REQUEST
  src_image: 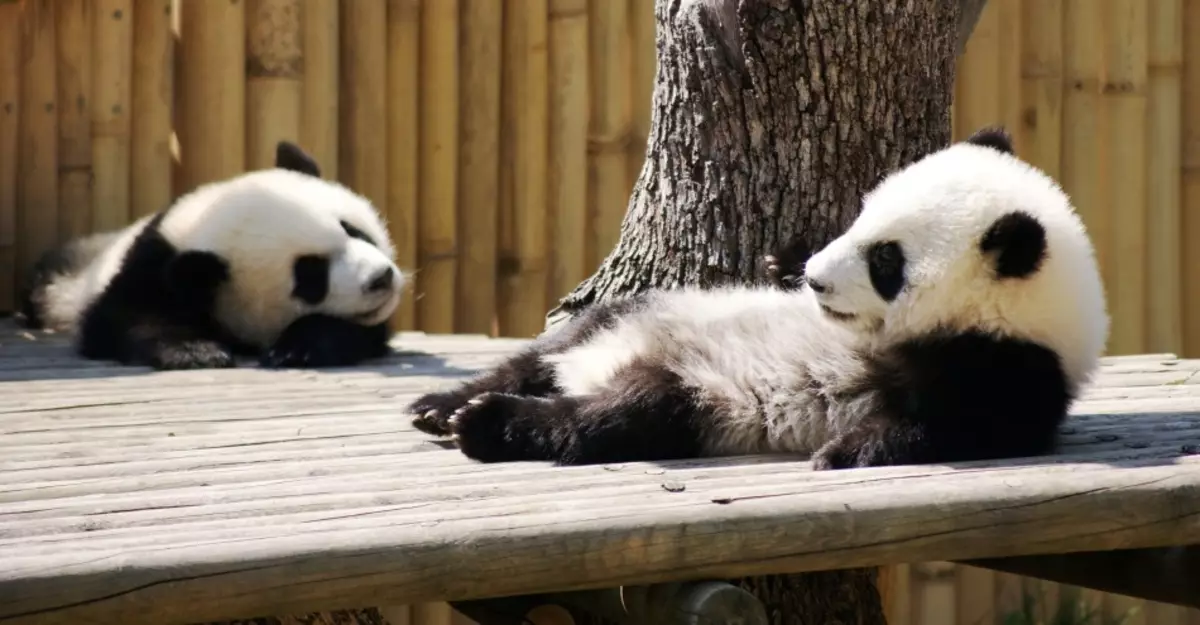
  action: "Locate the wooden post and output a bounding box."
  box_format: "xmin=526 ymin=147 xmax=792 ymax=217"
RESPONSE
xmin=178 ymin=0 xmax=245 ymax=191
xmin=585 ymin=0 xmax=630 ymax=269
xmin=547 ymin=0 xmax=589 ymax=306
xmin=244 ymin=0 xmax=302 ymax=170
xmin=416 ymin=0 xmax=458 ymax=335
xmin=455 ymin=0 xmax=502 ymax=335
xmin=55 ymin=0 xmax=92 ymax=240
xmin=1146 ymin=0 xmax=1183 ymax=355
xmin=0 ymin=1 xmax=20 ymax=313
xmin=17 ymin=0 xmax=59 ymax=290
xmin=91 ymin=0 xmax=133 ymax=232
xmin=131 ymin=0 xmax=175 ymax=219
xmin=1183 ymin=0 xmax=1200 ymax=357
xmin=385 ymin=0 xmax=419 ymax=331
xmin=497 ymin=0 xmax=548 ymax=338
xmin=1103 ymin=0 xmax=1148 ymax=356
xmin=301 ymin=0 xmax=338 ymax=180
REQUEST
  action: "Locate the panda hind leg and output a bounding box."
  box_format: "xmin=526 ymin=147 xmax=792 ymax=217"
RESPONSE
xmin=261 ymin=313 xmax=392 ymax=369
xmin=81 ymin=315 xmax=237 ymax=370
xmin=408 ymin=295 xmax=652 ymax=437
xmin=447 ymin=359 xmax=710 ymax=465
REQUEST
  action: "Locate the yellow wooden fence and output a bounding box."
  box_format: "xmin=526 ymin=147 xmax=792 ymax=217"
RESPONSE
xmin=1 ymin=0 xmax=1199 ymax=622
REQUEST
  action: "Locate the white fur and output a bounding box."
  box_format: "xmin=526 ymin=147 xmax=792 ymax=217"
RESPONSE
xmin=39 ymin=167 xmax=406 ymax=348
xmin=804 ymin=141 xmax=1109 ymax=392
xmin=546 ymin=140 xmax=1109 ymax=456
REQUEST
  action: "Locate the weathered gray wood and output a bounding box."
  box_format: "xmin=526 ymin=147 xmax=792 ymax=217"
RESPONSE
xmin=0 ymin=322 xmax=1199 ymax=624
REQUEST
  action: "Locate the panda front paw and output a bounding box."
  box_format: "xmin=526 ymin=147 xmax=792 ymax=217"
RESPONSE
xmin=151 ymin=341 xmax=237 ymax=370
xmin=763 ymin=238 xmax=812 ymax=291
xmin=408 ymin=390 xmax=475 ymax=436
xmin=447 ymin=392 xmax=534 ymax=463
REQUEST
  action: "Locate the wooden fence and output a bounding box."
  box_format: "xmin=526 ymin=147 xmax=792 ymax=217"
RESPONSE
xmin=2 ymin=0 xmax=1200 ymax=623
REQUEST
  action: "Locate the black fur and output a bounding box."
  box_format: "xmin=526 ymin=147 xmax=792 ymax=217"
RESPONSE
xmin=261 ymin=314 xmax=391 ymax=368
xmin=812 ymin=329 xmax=1070 ymax=469
xmin=74 ymin=214 xmax=246 ymax=370
xmin=292 ymin=255 xmax=332 ymax=305
xmin=341 ymin=220 xmax=377 ymax=246
xmin=763 ymin=237 xmax=812 ymax=290
xmin=965 ymin=126 xmax=1015 ymax=155
xmin=276 ymin=140 xmax=323 ymax=177
xmin=981 ymin=211 xmax=1047 ymax=279
xmin=866 ymin=240 xmax=905 ymax=301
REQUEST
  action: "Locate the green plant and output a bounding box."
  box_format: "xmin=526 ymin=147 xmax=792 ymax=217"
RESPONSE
xmin=996 ymin=587 xmax=1138 ymax=625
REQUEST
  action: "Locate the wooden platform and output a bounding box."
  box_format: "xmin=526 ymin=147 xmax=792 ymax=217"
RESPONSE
xmin=1 ymin=321 xmax=1200 ymax=624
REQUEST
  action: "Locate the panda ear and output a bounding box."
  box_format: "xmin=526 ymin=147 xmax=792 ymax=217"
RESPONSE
xmin=965 ymin=126 xmax=1014 ymax=155
xmin=980 ymin=211 xmax=1046 ymax=279
xmin=275 ymin=141 xmax=322 ymax=178
xmin=165 ymin=251 xmax=230 ymax=308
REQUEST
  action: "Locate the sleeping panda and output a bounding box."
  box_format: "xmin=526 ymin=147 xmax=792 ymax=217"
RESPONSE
xmin=17 ymin=141 xmax=406 ymax=371
xmin=406 ymin=127 xmax=1109 ymax=470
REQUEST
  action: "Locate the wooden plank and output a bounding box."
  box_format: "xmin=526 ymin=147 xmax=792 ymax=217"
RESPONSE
xmin=55 ymin=0 xmax=93 ymax=240
xmin=0 ymin=323 xmax=1198 ymax=622
xmin=16 ymin=0 xmax=60 ymax=289
xmin=547 ymin=0 xmax=590 ymax=308
xmin=586 ymin=0 xmax=630 ymax=268
xmin=300 ymin=0 xmax=339 ymax=181
xmin=177 ymin=0 xmax=244 ymax=191
xmin=91 ymin=0 xmax=134 ymax=232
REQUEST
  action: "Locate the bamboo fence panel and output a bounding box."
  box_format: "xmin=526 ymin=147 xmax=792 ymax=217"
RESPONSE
xmin=55 ymin=0 xmax=91 ymax=240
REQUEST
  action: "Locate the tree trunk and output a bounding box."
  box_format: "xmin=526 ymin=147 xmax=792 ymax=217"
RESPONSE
xmin=546 ymin=0 xmax=967 ymax=623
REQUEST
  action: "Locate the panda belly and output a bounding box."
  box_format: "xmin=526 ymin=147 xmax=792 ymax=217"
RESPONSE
xmin=546 ymin=287 xmax=863 ymax=457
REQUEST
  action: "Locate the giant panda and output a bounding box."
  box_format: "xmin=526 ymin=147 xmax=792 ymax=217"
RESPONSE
xmin=405 ymin=127 xmax=1109 ymax=470
xmin=17 ymin=141 xmax=406 ymax=371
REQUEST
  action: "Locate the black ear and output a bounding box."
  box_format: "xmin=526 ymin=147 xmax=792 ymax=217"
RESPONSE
xmin=275 ymin=141 xmax=322 ymax=178
xmin=965 ymin=126 xmax=1014 ymax=155
xmin=165 ymin=251 xmax=231 ymax=308
xmin=980 ymin=211 xmax=1046 ymax=279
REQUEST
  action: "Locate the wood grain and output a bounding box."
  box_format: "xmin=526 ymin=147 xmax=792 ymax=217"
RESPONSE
xmin=0 ymin=323 xmax=1198 ymax=624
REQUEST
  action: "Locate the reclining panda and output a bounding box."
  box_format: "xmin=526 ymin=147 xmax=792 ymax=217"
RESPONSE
xmin=18 ymin=142 xmax=406 ymax=370
xmin=407 ymin=127 xmax=1109 ymax=470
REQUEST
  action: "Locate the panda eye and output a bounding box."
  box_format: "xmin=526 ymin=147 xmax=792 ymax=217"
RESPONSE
xmin=866 ymin=240 xmax=906 ymax=302
xmin=340 ymin=220 xmax=376 ymax=247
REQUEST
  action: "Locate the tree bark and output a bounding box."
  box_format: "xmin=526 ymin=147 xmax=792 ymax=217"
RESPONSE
xmin=546 ymin=0 xmax=965 ymax=623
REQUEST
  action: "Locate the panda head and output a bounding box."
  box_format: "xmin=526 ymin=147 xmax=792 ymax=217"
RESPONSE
xmin=158 ymin=141 xmax=406 ymax=347
xmin=801 ymin=127 xmax=1109 ymax=388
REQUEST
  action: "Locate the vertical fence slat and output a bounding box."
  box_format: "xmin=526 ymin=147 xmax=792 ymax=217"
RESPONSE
xmin=130 ymin=0 xmax=175 ymax=219
xmin=953 ymin=1 xmax=999 ymax=140
xmin=879 ymin=563 xmax=911 ymax=625
xmin=1146 ymin=0 xmax=1183 ymax=355
xmin=244 ymin=0 xmax=302 ymax=171
xmin=1062 ymin=0 xmax=1109 ymax=350
xmin=386 ymin=0 xmax=419 ymax=331
xmin=338 ymin=0 xmax=388 ymax=268
xmin=301 ymin=0 xmax=339 ymax=181
xmin=455 ymin=0 xmax=501 ymax=335
xmin=417 ymin=0 xmax=459 ymax=334
xmin=1019 ymin=0 xmax=1063 ymax=180
xmin=17 ymin=0 xmax=59 ymax=292
xmin=411 ymin=602 xmax=453 ymax=625
xmin=954 ymin=565 xmax=994 ymax=625
xmin=548 ymin=0 xmax=589 ymax=307
xmin=585 ymin=0 xmax=630 ymax=269
xmin=55 ymin=0 xmax=92 ymax=240
xmin=178 ymin=0 xmax=245 ymax=191
xmin=1182 ymin=0 xmax=1200 ymax=356
xmin=498 ymin=0 xmax=548 ymax=338
xmin=1103 ymin=0 xmax=1148 ymax=356
xmin=997 ymin=0 xmax=1023 ymax=148
xmin=0 ymin=2 xmax=20 ymax=313
xmin=91 ymin=0 xmax=133 ymax=232
xmin=626 ymin=0 xmax=654 ymax=195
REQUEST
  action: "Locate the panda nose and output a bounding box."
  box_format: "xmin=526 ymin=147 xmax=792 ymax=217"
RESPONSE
xmin=805 ymin=276 xmax=831 ymax=294
xmin=365 ymin=267 xmax=395 ymax=293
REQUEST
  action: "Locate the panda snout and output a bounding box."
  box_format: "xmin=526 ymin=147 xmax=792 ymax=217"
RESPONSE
xmin=365 ymin=266 xmax=396 ymax=294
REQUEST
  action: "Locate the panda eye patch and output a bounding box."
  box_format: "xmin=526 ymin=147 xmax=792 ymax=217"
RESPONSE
xmin=340 ymin=220 xmax=377 ymax=247
xmin=866 ymin=240 xmax=905 ymax=302
xmin=292 ymin=254 xmax=331 ymax=305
